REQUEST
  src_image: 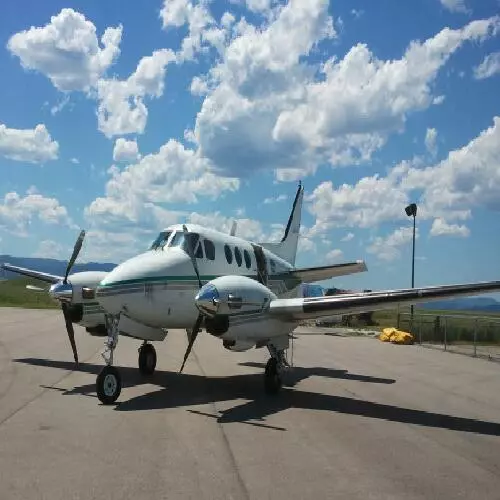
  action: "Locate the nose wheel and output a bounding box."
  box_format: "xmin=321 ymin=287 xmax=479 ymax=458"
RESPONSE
xmin=138 ymin=342 xmax=157 ymax=375
xmin=96 ymin=366 xmax=122 ymax=405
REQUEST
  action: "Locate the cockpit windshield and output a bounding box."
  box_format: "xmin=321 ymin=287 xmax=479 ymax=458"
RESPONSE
xmin=149 ymin=231 xmax=172 ymax=250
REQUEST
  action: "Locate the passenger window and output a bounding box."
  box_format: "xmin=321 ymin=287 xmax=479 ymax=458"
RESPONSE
xmin=204 ymin=239 xmax=215 ymax=260
xmin=243 ymin=249 xmax=251 ymax=269
xmin=224 ymin=244 xmax=233 ymax=264
xmin=234 ymin=246 xmax=242 ymax=266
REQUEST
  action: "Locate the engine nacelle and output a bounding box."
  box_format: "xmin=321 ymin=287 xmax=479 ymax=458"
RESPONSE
xmin=195 ymin=275 xmax=277 ymax=318
xmin=223 ymin=339 xmax=255 ymax=352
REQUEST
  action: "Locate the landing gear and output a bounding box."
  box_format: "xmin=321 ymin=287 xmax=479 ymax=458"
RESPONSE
xmin=96 ymin=365 xmax=122 ymax=405
xmin=97 ymin=313 xmax=121 ymax=405
xmin=138 ymin=342 xmax=156 ymax=375
xmin=264 ymin=344 xmax=290 ymax=394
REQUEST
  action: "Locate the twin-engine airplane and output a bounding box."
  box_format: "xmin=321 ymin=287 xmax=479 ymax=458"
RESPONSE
xmin=3 ymin=182 xmax=500 ymax=406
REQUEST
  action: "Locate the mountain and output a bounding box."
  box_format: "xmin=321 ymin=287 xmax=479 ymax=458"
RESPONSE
xmin=0 ymin=255 xmax=117 ymax=279
xmin=418 ymin=297 xmax=500 ymax=312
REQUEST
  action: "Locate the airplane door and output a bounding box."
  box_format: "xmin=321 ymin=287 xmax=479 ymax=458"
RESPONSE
xmin=251 ymin=244 xmax=268 ymax=286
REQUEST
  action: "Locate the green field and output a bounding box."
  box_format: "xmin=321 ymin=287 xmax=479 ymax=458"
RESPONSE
xmin=0 ymin=277 xmax=59 ymax=309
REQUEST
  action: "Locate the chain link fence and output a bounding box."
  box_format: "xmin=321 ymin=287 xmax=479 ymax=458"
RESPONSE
xmin=396 ymin=311 xmax=500 ymax=362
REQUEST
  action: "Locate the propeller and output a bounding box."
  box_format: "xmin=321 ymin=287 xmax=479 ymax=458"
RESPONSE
xmin=179 ymin=225 xmax=204 ymax=373
xmin=49 ymin=229 xmax=86 ymax=367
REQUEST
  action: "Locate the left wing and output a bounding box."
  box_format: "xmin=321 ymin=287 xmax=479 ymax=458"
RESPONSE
xmin=269 ymin=279 xmax=500 ymax=320
xmin=1 ymin=263 xmax=63 ymax=284
xmin=289 ymin=260 xmax=367 ymax=283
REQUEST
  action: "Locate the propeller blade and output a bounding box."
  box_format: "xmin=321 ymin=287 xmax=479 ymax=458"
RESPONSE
xmin=26 ymin=284 xmax=46 ymax=292
xmin=64 ymin=229 xmax=86 ymax=283
xmin=61 ymin=302 xmax=79 ymax=366
xmin=182 ymin=224 xmax=202 ymax=289
xmin=179 ymin=313 xmax=203 ymax=373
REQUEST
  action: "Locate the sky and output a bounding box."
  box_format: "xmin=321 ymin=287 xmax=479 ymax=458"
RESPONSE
xmin=1 ymin=0 xmax=500 ymax=293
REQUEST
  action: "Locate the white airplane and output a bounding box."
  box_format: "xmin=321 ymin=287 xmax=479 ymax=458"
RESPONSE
xmin=3 ymin=182 xmax=500 ymax=406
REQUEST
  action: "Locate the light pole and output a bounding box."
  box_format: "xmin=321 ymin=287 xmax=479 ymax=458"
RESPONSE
xmin=405 ymin=203 xmax=417 ymax=327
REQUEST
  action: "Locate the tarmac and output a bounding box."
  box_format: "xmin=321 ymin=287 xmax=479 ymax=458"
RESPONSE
xmin=1 ymin=307 xmax=500 ymax=500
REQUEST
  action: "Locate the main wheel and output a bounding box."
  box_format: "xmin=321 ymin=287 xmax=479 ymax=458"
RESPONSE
xmin=138 ymin=343 xmax=157 ymax=375
xmin=264 ymin=357 xmax=282 ymax=394
xmin=96 ymin=366 xmax=122 ymax=405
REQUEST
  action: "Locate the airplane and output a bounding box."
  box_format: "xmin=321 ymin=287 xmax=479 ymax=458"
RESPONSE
xmin=3 ymin=182 xmax=500 ymax=407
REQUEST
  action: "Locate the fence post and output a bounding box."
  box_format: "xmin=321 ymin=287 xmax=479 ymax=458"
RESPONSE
xmin=444 ymin=316 xmax=447 ymax=351
xmin=473 ymin=318 xmax=478 ymax=357
xmin=419 ymin=315 xmax=422 ymax=345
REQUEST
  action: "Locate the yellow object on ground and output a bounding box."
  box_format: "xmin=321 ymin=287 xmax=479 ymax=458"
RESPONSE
xmin=379 ymin=327 xmax=414 ymax=345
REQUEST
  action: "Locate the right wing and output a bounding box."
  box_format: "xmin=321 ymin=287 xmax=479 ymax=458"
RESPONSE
xmin=269 ymin=279 xmax=500 ymax=320
xmin=1 ymin=263 xmax=63 ymax=284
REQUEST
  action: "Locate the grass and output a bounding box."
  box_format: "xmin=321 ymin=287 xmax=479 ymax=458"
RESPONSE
xmin=0 ymin=277 xmax=59 ymax=309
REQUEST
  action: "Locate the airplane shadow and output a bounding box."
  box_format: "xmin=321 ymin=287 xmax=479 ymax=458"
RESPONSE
xmin=14 ymin=357 xmax=500 ymax=437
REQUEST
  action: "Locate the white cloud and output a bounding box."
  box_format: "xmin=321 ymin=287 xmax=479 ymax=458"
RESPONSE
xmin=439 ymin=0 xmax=470 ymax=14
xmin=341 ymin=232 xmax=354 ymax=242
xmin=0 ymin=123 xmax=58 ymax=163
xmin=192 ymin=9 xmax=499 ymax=178
xmin=326 ymin=248 xmax=343 ymax=261
xmin=70 ymin=157 xmax=79 ymax=164
xmin=33 ymin=240 xmax=69 ymax=259
xmin=430 ymin=218 xmax=470 ymax=237
xmin=306 ymin=115 xmax=500 ymax=238
xmin=367 ymin=226 xmax=418 ymax=262
xmin=0 ymin=190 xmax=73 ymax=236
xmin=263 ymin=194 xmax=287 ymax=204
xmin=97 ymin=49 xmax=176 ymax=137
xmin=425 ymin=127 xmax=438 ymax=157
xmin=85 ymin=139 xmax=239 ymax=232
xmin=113 ymin=138 xmax=140 ymax=162
xmin=473 ymin=51 xmax=500 ymax=80
xmin=7 ymin=8 xmax=122 ymax=93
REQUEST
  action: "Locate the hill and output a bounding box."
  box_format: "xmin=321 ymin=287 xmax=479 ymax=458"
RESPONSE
xmin=418 ymin=297 xmax=500 ymax=313
xmin=0 ymin=255 xmax=117 ymax=279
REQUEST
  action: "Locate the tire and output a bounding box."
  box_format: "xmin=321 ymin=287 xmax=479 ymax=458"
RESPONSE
xmin=264 ymin=358 xmax=282 ymax=394
xmin=138 ymin=343 xmax=157 ymax=375
xmin=96 ymin=366 xmax=122 ymax=405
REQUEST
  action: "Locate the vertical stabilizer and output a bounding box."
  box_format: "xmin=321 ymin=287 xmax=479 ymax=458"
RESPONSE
xmin=259 ymin=182 xmax=304 ymax=266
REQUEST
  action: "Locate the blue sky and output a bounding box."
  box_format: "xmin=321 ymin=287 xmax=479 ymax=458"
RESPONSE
xmin=1 ymin=0 xmax=500 ymax=294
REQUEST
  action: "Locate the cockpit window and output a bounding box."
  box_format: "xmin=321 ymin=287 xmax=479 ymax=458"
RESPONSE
xmin=149 ymin=231 xmax=172 ymax=250
xmin=170 ymin=231 xmax=203 ymax=258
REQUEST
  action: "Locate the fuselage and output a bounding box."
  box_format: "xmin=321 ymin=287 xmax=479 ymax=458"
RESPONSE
xmin=95 ymin=224 xmax=301 ymax=330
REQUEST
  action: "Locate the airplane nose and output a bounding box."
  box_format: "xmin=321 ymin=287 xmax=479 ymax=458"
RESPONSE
xmin=49 ymin=282 xmax=73 ymax=302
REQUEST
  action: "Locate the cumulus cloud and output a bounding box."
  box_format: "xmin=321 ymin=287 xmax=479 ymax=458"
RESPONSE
xmin=341 ymin=232 xmax=354 ymax=242
xmin=430 ymin=218 xmax=470 ymax=237
xmin=33 ymin=240 xmax=70 ymax=259
xmin=97 ymin=49 xmax=176 ymax=137
xmin=438 ymin=0 xmax=470 ymax=14
xmin=473 ymin=51 xmax=500 ymax=80
xmin=0 ymin=123 xmax=58 ymax=163
xmin=367 ymin=226 xmax=418 ymax=262
xmin=191 ymin=7 xmax=499 ymax=179
xmin=425 ymin=127 xmax=438 ymax=157
xmin=7 ymin=8 xmax=122 ymax=92
xmin=306 ymin=115 xmax=500 ymax=238
xmin=85 ymin=139 xmax=239 ymax=232
xmin=113 ymin=138 xmax=140 ymax=162
xmin=326 ymin=248 xmax=343 ymax=261
xmin=0 ymin=190 xmax=73 ymax=236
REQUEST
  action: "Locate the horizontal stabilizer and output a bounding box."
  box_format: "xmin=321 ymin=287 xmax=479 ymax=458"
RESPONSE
xmin=291 ymin=261 xmax=367 ymax=283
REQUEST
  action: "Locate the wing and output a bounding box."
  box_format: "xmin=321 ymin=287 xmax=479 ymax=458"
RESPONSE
xmin=290 ymin=260 xmax=367 ymax=283
xmin=269 ymin=279 xmax=500 ymax=320
xmin=1 ymin=263 xmax=63 ymax=284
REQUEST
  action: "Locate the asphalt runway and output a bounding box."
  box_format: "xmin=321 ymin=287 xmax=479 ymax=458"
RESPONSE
xmin=1 ymin=308 xmax=500 ymax=500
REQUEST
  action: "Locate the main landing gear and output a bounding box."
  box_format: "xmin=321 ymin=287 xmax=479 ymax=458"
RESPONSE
xmin=264 ymin=344 xmax=291 ymax=394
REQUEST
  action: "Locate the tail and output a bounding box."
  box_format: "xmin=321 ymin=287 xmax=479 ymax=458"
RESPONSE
xmin=259 ymin=182 xmax=304 ymax=266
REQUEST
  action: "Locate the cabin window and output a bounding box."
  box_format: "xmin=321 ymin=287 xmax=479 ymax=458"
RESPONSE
xmin=204 ymin=239 xmax=215 ymax=260
xmin=234 ymin=246 xmax=242 ymax=266
xmin=243 ymin=249 xmax=251 ymax=269
xmin=224 ymin=244 xmax=233 ymax=264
